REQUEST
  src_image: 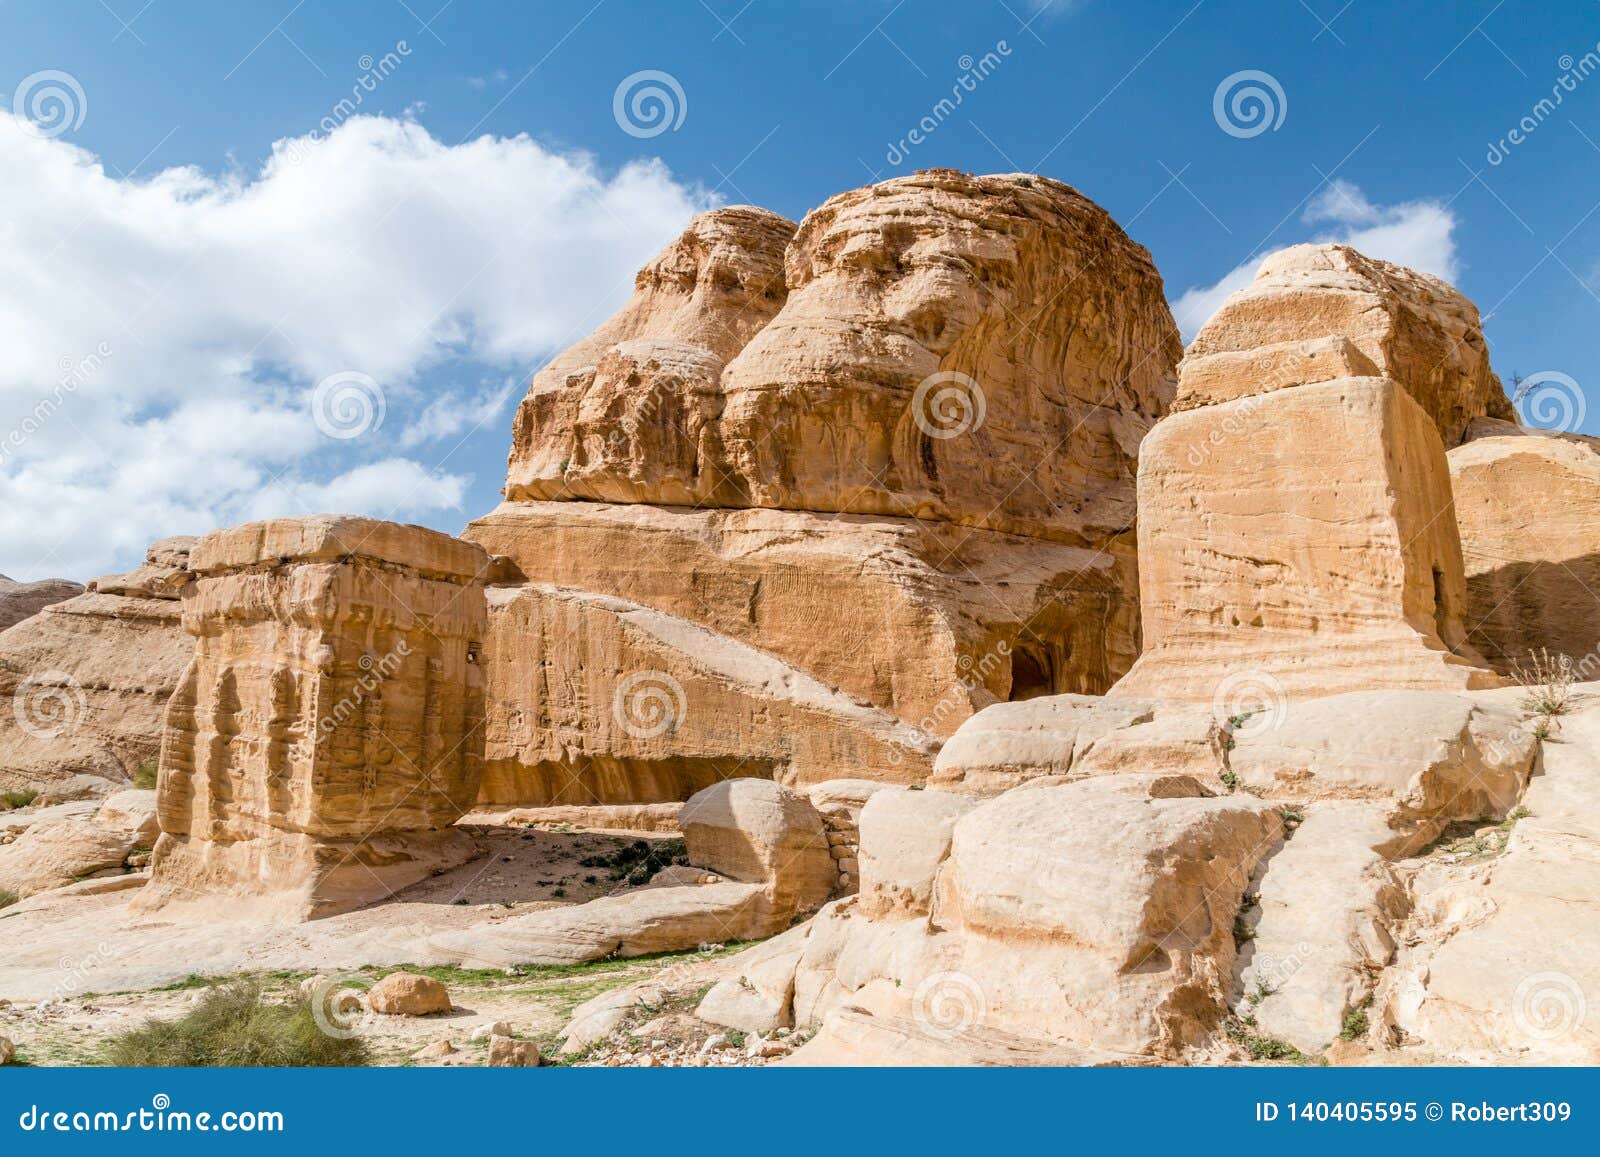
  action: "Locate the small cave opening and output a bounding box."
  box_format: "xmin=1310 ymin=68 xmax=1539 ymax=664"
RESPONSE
xmin=1008 ymin=644 xmax=1056 ymax=702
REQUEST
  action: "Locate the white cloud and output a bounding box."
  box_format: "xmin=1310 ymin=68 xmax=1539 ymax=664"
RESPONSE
xmin=0 ymin=113 xmax=710 ymax=580
xmin=397 ymin=377 xmax=520 ymax=450
xmin=1169 ymin=181 xmax=1461 ymax=340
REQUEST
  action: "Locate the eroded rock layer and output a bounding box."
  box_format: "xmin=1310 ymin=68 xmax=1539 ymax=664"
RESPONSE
xmin=466 ymin=500 xmax=1137 ymax=739
xmin=0 ymin=538 xmax=196 ymax=792
xmin=1179 ymin=243 xmax=1513 ymax=446
xmin=141 ymin=517 xmax=492 ymax=920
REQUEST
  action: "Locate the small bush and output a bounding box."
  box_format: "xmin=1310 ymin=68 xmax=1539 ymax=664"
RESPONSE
xmin=102 ymin=981 xmax=369 ymax=1067
xmin=1512 ymin=648 xmax=1574 ymax=717
xmin=1 ymin=789 xmax=39 ymax=810
xmin=1339 ymin=998 xmax=1372 ymax=1041
xmin=577 ymin=838 xmax=687 ymax=885
xmin=0 ymin=888 xmax=18 ymax=910
xmin=131 ymin=762 xmax=159 ymax=790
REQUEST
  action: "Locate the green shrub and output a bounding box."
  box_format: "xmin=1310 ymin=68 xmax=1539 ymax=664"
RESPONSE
xmin=102 ymin=982 xmax=369 ymax=1067
xmin=577 ymin=838 xmax=687 ymax=885
xmin=1 ymin=789 xmax=39 ymax=810
xmin=131 ymin=762 xmax=159 ymax=790
xmin=0 ymin=888 xmax=18 ymax=911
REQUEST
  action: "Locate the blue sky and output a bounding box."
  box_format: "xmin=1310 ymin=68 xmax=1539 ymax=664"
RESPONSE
xmin=1 ymin=0 xmax=1596 ymax=580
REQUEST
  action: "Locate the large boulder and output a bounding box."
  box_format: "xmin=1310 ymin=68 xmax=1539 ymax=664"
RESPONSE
xmin=1179 ymin=243 xmax=1513 ymax=446
xmin=1229 ymin=690 xmax=1533 ymax=849
xmin=1449 ymin=419 xmax=1600 ymax=673
xmin=680 ymin=778 xmax=834 ymax=923
xmin=787 ymin=774 xmax=1282 ymax=1060
xmin=0 ymin=538 xmax=196 ymax=792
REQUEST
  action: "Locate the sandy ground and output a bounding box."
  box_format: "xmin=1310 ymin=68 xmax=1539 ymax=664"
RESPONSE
xmin=0 ymin=823 xmax=687 ymax=1003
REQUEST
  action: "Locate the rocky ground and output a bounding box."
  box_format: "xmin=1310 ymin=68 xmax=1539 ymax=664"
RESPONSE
xmin=0 ymin=949 xmax=778 ymax=1068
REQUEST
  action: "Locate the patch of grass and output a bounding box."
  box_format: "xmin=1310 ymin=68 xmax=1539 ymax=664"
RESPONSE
xmin=102 ymin=981 xmax=369 ymax=1066
xmin=1340 ymin=996 xmax=1372 ymax=1042
xmin=1 ymin=789 xmax=39 ymax=810
xmin=1232 ymin=914 xmax=1255 ymax=947
xmin=1512 ymin=647 xmax=1575 ymax=717
xmin=1219 ymin=770 xmax=1239 ymax=792
xmin=725 ymin=1030 xmax=747 ymax=1049
xmin=577 ymin=838 xmax=687 ymax=886
xmin=0 ymin=888 xmax=18 ymax=911
xmin=130 ymin=762 xmax=159 ymax=790
xmin=1224 ymin=1015 xmax=1323 ymax=1065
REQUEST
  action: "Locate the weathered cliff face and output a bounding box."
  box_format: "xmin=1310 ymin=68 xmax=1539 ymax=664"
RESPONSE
xmin=141 ymin=517 xmax=491 ymax=920
xmin=465 ymin=501 xmax=1138 ymax=739
xmin=1179 ymin=243 xmax=1514 ymax=446
xmin=712 ymin=170 xmax=1180 ymax=542
xmin=474 ymin=172 xmax=1180 ymax=808
xmin=0 ymin=538 xmax=195 ymax=792
xmin=0 ymin=576 xmax=83 ymax=634
xmin=1449 ymin=419 xmax=1600 ymax=674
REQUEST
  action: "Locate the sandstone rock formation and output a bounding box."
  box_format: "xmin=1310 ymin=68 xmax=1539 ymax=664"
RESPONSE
xmin=0 ymin=575 xmax=82 ymax=633
xmin=0 ymin=538 xmax=196 ymax=792
xmin=140 ymin=517 xmax=492 ymax=920
xmin=0 ymin=788 xmax=157 ymax=899
xmin=924 ymin=682 xmax=1536 ymax=1055
xmin=468 ymin=501 xmax=1136 ymax=738
xmin=473 ymin=173 xmax=1180 ymax=809
xmin=1449 ymin=419 xmax=1600 ymax=673
xmin=474 ymin=581 xmax=938 ymax=806
xmin=1178 ymin=244 xmax=1513 ymax=445
xmin=1114 ymin=246 xmax=1506 ymax=700
xmin=782 ymin=774 xmax=1282 ymax=1060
